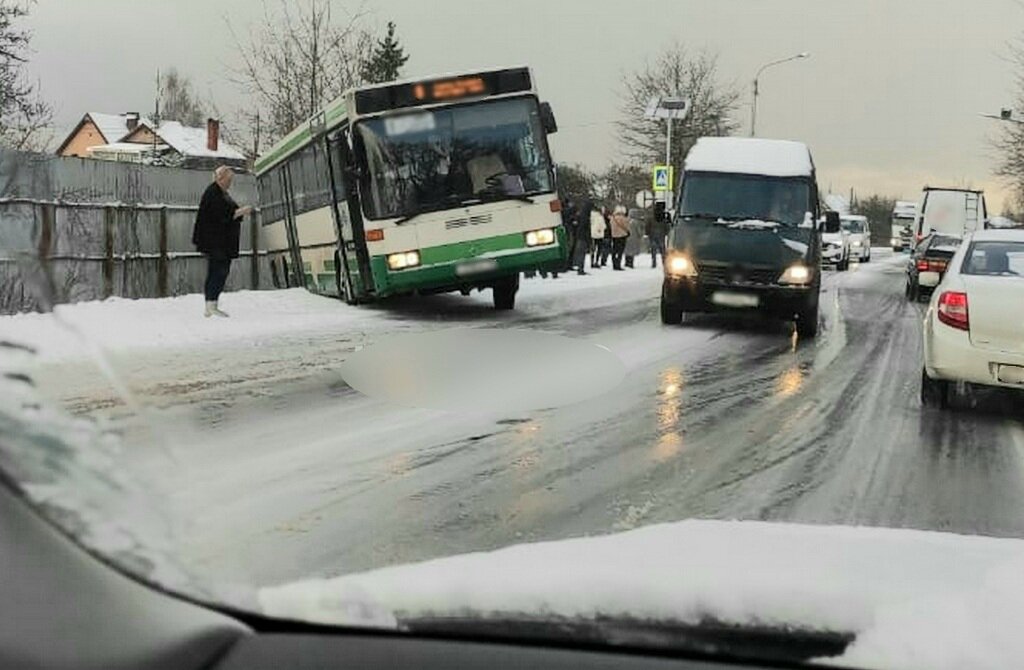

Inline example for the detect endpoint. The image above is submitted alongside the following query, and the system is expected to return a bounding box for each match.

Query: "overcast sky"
[23,0,1024,209]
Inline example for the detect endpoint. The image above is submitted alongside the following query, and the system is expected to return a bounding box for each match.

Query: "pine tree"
[360,22,409,84]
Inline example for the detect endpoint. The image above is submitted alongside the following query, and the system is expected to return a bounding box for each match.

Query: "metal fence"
[0,148,271,314]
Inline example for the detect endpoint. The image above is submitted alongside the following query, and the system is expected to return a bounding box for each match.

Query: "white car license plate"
[997,365,1024,385]
[455,259,499,277]
[711,291,760,309]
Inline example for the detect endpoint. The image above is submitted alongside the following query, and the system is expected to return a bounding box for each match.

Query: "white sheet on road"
[261,518,1024,670]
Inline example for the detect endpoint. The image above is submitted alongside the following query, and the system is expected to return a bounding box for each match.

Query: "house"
[55,113,247,170]
[55,112,150,158]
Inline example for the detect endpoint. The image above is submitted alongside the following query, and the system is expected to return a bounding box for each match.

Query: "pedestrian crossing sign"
[653,165,673,192]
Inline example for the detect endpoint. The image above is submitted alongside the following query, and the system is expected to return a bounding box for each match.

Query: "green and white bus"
[254,66,567,310]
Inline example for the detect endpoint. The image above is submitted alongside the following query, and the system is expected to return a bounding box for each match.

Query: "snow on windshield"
[261,519,1024,670]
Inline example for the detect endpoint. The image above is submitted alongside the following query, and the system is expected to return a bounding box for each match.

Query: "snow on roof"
[88,142,169,153]
[148,120,246,161]
[684,137,813,177]
[824,193,850,214]
[986,216,1021,229]
[86,113,151,144]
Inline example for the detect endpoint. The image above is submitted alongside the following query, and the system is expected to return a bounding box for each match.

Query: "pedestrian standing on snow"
[610,205,630,270]
[647,207,669,268]
[590,206,607,269]
[600,206,613,267]
[624,207,645,268]
[573,198,593,275]
[192,166,253,317]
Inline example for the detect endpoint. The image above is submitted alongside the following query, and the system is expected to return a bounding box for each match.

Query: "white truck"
[914,187,986,244]
[891,201,918,251]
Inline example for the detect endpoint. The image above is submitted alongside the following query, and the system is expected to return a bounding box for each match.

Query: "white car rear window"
[962,242,1024,276]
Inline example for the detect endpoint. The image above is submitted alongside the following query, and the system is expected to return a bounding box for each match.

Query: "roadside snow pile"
[0,289,373,362]
[0,269,661,362]
[260,520,1024,670]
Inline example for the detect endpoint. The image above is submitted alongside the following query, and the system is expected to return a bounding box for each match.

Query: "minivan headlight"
[666,254,697,277]
[779,264,813,285]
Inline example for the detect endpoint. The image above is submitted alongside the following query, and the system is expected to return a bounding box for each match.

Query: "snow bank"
[0,268,661,362]
[684,137,813,177]
[260,520,1024,670]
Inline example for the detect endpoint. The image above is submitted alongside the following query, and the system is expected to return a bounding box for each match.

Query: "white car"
[840,214,871,262]
[922,229,1024,407]
[820,230,850,271]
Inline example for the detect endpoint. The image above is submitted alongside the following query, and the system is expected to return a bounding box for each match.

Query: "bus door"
[325,129,359,303]
[280,164,306,288]
[333,127,375,299]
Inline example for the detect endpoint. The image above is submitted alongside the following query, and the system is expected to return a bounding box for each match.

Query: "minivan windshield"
[841,219,866,233]
[678,172,810,226]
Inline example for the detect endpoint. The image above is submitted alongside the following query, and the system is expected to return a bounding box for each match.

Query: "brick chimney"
[206,118,220,152]
[125,112,139,131]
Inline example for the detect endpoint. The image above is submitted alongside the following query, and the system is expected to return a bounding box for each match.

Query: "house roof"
[133,120,246,161]
[54,112,151,154]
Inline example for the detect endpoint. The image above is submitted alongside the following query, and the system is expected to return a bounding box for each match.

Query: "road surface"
[23,250,1024,589]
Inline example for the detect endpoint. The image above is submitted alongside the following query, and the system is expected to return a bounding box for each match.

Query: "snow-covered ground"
[0,266,661,363]
[261,518,1024,670]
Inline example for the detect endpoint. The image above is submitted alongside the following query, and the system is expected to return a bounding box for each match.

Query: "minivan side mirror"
[540,102,558,135]
[822,211,841,234]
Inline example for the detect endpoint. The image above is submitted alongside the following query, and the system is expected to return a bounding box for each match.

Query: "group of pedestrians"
[562,198,669,275]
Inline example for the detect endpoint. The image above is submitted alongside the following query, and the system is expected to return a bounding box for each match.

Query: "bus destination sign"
[355,68,532,115]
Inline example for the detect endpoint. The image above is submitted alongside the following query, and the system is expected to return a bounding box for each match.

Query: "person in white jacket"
[590,208,607,269]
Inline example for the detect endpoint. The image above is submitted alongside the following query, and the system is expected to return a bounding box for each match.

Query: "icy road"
[7,249,1024,588]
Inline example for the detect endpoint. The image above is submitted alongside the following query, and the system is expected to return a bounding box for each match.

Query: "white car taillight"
[937,291,969,331]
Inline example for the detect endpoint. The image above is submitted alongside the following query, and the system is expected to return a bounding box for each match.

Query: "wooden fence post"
[103,206,114,298]
[158,206,168,297]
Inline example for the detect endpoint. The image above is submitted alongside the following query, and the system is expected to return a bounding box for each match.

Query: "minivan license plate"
[711,291,759,309]
[997,365,1024,385]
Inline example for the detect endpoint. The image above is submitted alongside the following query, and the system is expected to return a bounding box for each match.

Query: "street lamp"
[750,52,810,137]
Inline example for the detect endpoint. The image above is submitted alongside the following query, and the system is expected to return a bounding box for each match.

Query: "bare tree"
[994,38,1024,212]
[0,0,51,151]
[226,0,374,146]
[616,45,739,178]
[158,68,207,127]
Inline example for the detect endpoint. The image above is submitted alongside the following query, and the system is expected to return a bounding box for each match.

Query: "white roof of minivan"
[684,137,813,177]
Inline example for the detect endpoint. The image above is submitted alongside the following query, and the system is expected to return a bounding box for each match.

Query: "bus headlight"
[387,251,421,271]
[666,254,697,277]
[779,264,813,285]
[525,228,556,247]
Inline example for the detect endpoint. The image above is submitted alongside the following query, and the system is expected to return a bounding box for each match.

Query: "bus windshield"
[679,173,810,227]
[355,97,555,220]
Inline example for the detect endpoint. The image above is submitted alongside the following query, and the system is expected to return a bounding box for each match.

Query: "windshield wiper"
[394,195,465,225]
[474,192,536,205]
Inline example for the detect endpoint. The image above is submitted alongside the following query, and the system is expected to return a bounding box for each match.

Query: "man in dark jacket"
[647,207,669,268]
[192,166,252,317]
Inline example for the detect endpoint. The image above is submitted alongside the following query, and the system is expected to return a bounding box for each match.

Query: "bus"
[253,67,568,310]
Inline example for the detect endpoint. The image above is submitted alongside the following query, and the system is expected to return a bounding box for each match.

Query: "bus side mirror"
[822,211,841,233]
[540,102,558,135]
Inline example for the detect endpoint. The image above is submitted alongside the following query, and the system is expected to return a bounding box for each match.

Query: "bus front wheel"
[493,275,519,310]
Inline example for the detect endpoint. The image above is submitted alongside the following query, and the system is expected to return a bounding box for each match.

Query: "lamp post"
[750,52,810,137]
[980,108,1024,125]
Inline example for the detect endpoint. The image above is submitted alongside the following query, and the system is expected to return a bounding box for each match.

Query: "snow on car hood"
[261,520,1024,670]
[822,232,846,245]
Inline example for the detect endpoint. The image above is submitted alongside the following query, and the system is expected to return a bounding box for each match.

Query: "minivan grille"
[698,264,779,286]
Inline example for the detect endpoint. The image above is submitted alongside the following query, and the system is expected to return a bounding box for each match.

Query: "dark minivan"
[660,137,838,338]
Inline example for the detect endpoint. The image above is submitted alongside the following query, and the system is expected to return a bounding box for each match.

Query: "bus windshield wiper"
[474,192,536,205]
[394,195,464,225]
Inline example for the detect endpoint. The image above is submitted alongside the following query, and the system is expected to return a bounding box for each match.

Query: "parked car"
[906,233,961,301]
[821,226,850,271]
[840,214,871,262]
[921,229,1024,408]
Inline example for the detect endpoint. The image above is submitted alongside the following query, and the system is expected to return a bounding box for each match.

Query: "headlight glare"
[387,250,421,271]
[525,228,556,247]
[779,264,813,285]
[666,254,697,277]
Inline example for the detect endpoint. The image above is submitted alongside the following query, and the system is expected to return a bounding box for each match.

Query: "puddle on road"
[340,329,626,413]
